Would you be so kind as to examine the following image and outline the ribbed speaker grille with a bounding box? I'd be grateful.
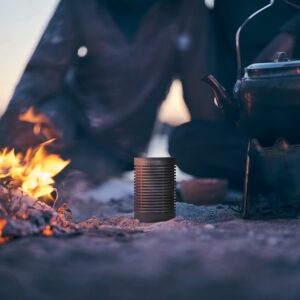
[134,157,176,223]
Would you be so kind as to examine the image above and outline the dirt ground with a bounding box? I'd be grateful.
[1,185,300,300]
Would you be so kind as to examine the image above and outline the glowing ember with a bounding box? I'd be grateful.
[42,225,54,236]
[19,106,56,139]
[0,139,70,202]
[0,219,10,244]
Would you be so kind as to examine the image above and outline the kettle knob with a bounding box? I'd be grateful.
[273,52,289,62]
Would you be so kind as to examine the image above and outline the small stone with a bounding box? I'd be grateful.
[204,224,215,230]
[267,237,279,246]
[248,230,254,238]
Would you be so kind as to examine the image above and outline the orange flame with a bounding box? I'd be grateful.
[42,225,54,236]
[0,220,10,244]
[0,107,71,243]
[19,106,56,139]
[0,139,70,201]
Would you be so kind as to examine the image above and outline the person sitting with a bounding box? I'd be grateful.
[1,0,299,186]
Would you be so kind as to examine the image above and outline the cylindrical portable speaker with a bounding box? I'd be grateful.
[134,157,176,223]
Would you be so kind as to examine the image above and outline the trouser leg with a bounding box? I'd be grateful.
[169,120,248,190]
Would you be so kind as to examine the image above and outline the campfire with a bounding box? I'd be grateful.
[18,106,57,139]
[0,107,77,243]
[0,139,69,202]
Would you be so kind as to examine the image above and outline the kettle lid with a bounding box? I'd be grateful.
[245,52,300,78]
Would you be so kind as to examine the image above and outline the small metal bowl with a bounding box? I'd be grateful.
[178,179,228,206]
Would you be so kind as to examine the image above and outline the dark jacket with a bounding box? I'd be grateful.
[3,0,220,159]
[2,0,300,161]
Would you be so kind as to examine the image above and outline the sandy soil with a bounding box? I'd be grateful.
[1,189,300,300]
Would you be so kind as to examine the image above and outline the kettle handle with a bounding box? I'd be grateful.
[284,0,300,9]
[236,0,275,80]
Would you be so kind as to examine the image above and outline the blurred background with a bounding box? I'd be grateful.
[0,0,191,126]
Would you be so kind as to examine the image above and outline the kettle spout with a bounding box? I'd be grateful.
[202,75,239,122]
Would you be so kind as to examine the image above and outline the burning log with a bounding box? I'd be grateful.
[0,181,79,243]
[0,107,75,243]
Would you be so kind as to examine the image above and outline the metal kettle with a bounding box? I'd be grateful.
[202,0,300,145]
